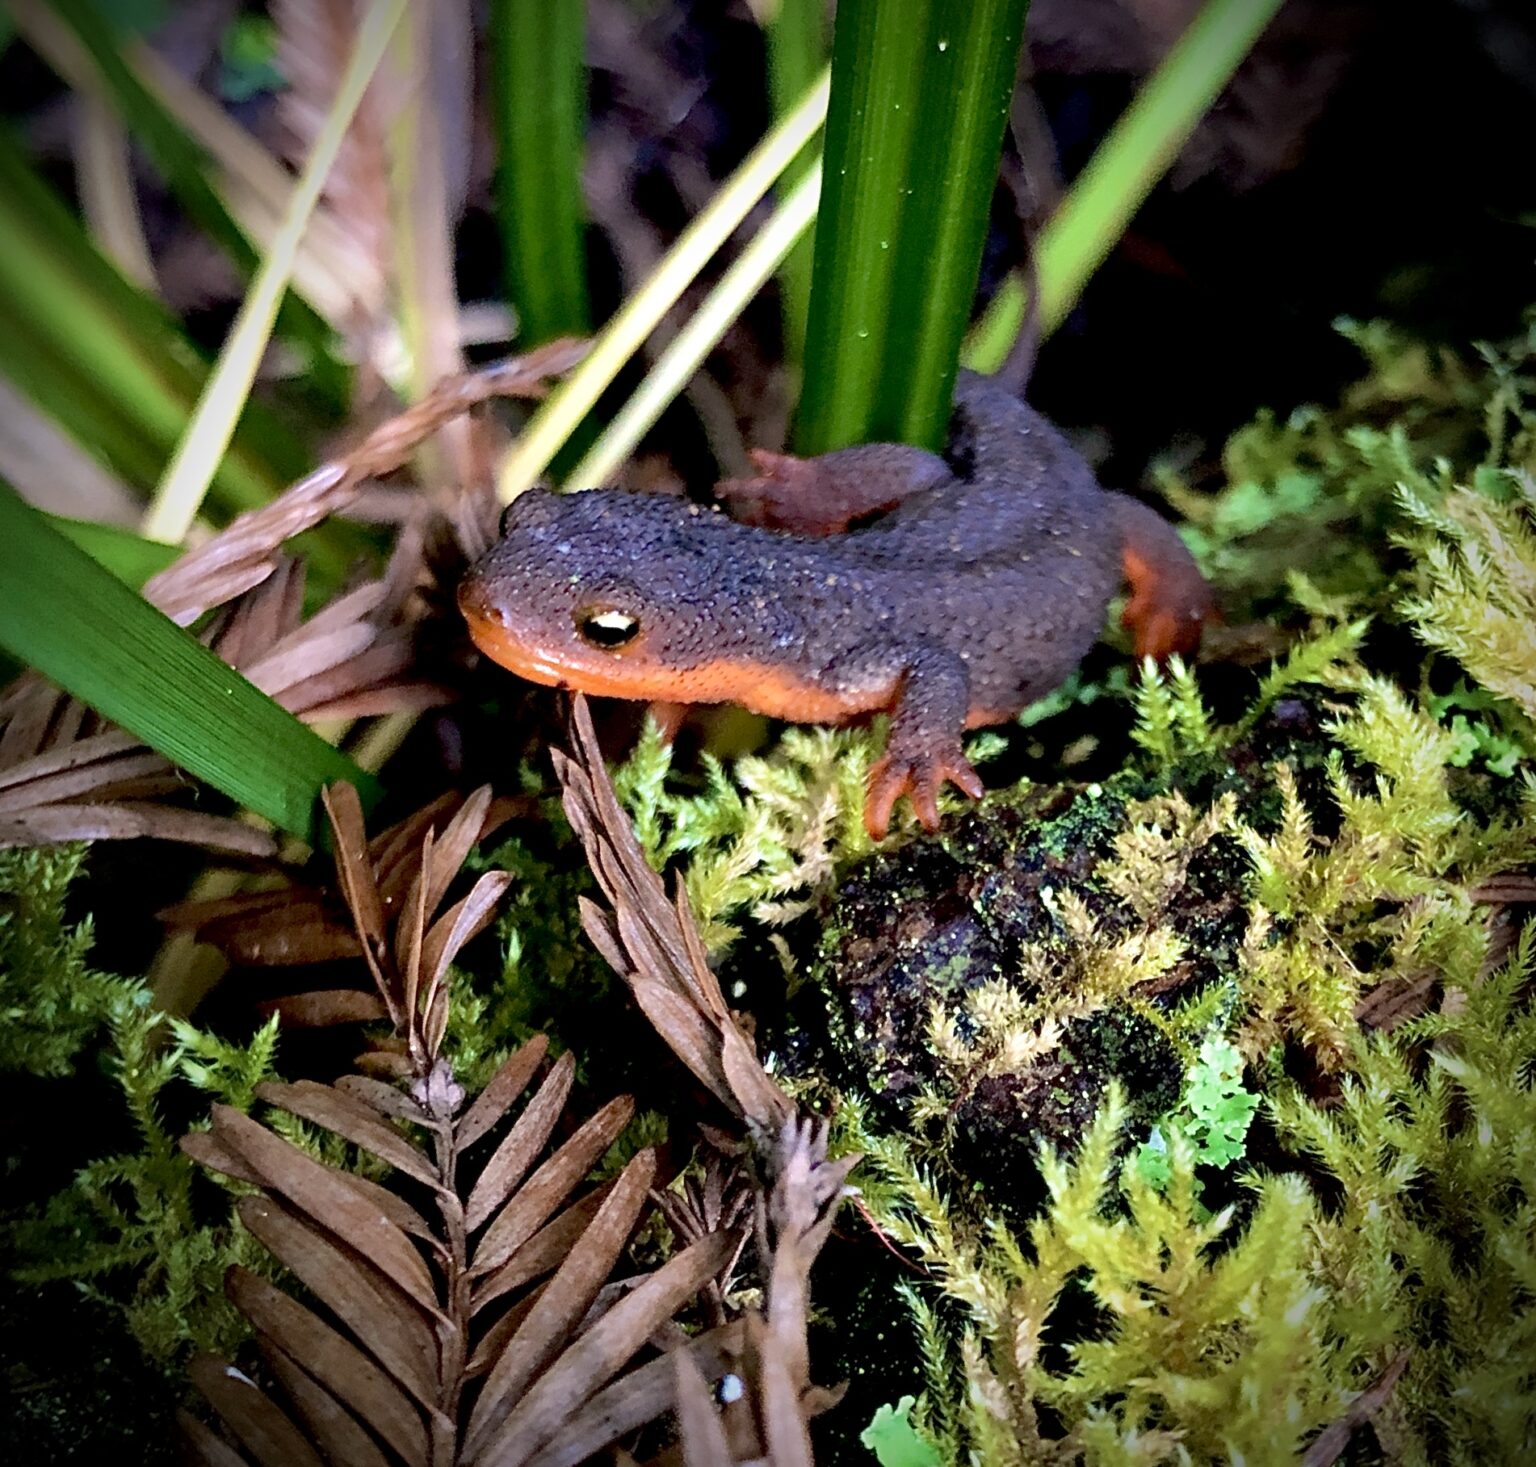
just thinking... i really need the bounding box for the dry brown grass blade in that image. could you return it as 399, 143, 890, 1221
187, 1353, 328, 1467
553, 695, 793, 1134
0, 802, 280, 855
258, 1342, 395, 1467
179, 1405, 253, 1467
1301, 1350, 1411, 1467
183, 1126, 440, 1246
464, 1151, 658, 1456
0, 746, 167, 810
209, 1103, 440, 1312
750, 1316, 816, 1467
648, 1120, 851, 1464
226, 1266, 436, 1466
421, 872, 508, 1009
335, 1071, 437, 1122
469, 1184, 616, 1318
237, 1193, 439, 1406
423, 786, 496, 913
323, 781, 392, 973
761, 1122, 856, 1394
273, 0, 393, 305
1471, 873, 1536, 904
210, 910, 358, 968
464, 1051, 577, 1232
263, 990, 391, 1026
456, 1035, 550, 1151
0, 696, 226, 842
473, 1095, 637, 1275
465, 1284, 551, 1381
396, 836, 432, 1041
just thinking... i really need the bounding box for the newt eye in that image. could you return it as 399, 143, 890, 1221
575, 607, 641, 650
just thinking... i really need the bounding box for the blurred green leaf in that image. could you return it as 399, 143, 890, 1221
492, 0, 590, 346
46, 514, 180, 588
765, 0, 828, 365
968, 0, 1285, 368
43, 0, 346, 410
862, 1397, 943, 1467
0, 131, 370, 583
218, 16, 284, 103
83, 0, 168, 34
144, 0, 407, 544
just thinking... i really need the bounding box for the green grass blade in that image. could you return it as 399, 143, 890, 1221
967, 0, 1285, 370
0, 486, 379, 843
795, 0, 1030, 455
16, 0, 347, 408
0, 131, 371, 583
496, 67, 829, 500
765, 0, 828, 365
569, 160, 823, 489
492, 0, 590, 345
47, 515, 180, 588
143, 0, 408, 545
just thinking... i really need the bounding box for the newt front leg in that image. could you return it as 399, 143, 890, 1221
851, 644, 985, 839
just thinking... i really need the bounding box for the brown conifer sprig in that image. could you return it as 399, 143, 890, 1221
551, 694, 793, 1137
161, 785, 529, 1043
180, 1040, 737, 1466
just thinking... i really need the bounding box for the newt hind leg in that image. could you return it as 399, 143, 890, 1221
716, 443, 951, 537
1109, 493, 1216, 661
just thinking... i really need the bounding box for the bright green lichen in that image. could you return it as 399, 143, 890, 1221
1134, 1033, 1258, 1189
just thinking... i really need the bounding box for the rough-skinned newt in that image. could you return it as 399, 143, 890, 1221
459, 369, 1214, 838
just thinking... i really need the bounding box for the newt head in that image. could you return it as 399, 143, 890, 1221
458, 486, 820, 710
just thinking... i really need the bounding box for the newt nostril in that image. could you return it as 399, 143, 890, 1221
456, 577, 505, 624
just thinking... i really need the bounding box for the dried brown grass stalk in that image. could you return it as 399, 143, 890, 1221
658, 1119, 854, 1465
0, 341, 584, 854
273, 0, 394, 320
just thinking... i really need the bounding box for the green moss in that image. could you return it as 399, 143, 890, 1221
10, 997, 281, 1371
810, 314, 1536, 1463
0, 845, 121, 1077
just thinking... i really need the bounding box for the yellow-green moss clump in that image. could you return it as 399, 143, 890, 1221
613, 317, 1536, 1463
